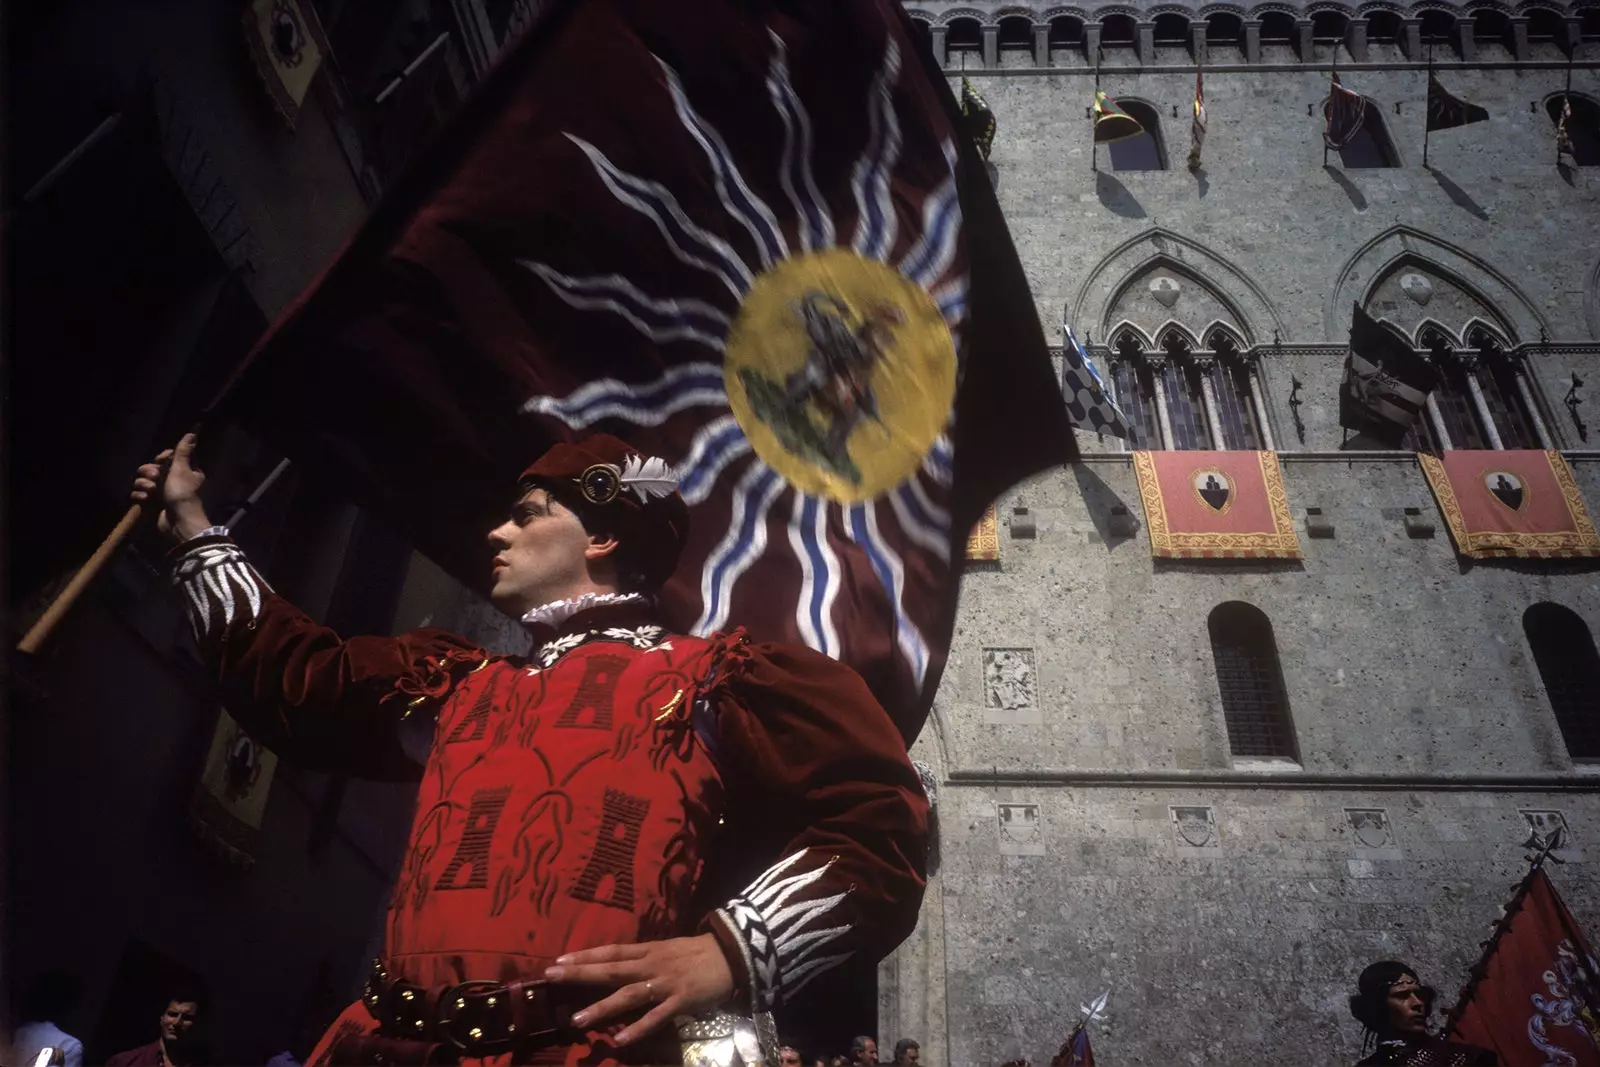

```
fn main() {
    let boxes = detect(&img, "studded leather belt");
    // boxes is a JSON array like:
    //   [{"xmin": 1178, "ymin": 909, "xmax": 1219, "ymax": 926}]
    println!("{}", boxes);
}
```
[{"xmin": 362, "ymin": 958, "xmax": 587, "ymax": 1058}]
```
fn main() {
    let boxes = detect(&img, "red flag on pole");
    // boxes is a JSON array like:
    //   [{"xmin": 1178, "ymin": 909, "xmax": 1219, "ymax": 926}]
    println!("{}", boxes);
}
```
[
  {"xmin": 210, "ymin": 0, "xmax": 1073, "ymax": 739},
  {"xmin": 1446, "ymin": 866, "xmax": 1600, "ymax": 1065}
]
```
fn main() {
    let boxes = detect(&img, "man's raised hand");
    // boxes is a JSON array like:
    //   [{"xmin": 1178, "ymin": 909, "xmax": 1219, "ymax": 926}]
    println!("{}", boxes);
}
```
[{"xmin": 130, "ymin": 433, "xmax": 213, "ymax": 542}]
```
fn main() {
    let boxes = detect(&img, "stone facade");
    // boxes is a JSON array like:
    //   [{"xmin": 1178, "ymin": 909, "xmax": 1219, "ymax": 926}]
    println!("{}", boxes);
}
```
[{"xmin": 879, "ymin": 6, "xmax": 1600, "ymax": 1065}]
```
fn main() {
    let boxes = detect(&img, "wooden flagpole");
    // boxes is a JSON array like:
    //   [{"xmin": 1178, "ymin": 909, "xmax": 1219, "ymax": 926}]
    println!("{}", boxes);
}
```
[{"xmin": 15, "ymin": 454, "xmax": 293, "ymax": 655}]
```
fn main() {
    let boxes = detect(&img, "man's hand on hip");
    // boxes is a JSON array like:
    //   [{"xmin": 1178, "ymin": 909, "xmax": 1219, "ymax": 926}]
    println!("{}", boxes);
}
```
[{"xmin": 544, "ymin": 933, "xmax": 734, "ymax": 1046}]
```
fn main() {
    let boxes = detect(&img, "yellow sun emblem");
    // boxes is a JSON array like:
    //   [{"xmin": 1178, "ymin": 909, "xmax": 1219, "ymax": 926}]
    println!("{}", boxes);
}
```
[{"xmin": 723, "ymin": 249, "xmax": 957, "ymax": 503}]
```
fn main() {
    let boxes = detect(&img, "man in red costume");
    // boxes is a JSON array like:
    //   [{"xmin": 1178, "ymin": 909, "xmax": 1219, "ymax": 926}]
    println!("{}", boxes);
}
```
[{"xmin": 131, "ymin": 432, "xmax": 928, "ymax": 1066}]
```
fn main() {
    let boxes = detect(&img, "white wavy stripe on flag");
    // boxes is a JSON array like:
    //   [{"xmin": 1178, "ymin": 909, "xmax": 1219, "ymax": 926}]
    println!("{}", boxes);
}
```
[
  {"xmin": 518, "ymin": 261, "xmax": 730, "ymax": 353},
  {"xmin": 520, "ymin": 361, "xmax": 728, "ymax": 427},
  {"xmin": 655, "ymin": 56, "xmax": 788, "ymax": 270},
  {"xmin": 897, "ymin": 142, "xmax": 961, "ymax": 289},
  {"xmin": 846, "ymin": 501, "xmax": 931, "ymax": 686},
  {"xmin": 922, "ymin": 433, "xmax": 953, "ymax": 487},
  {"xmin": 766, "ymin": 31, "xmax": 834, "ymax": 254},
  {"xmin": 849, "ymin": 37, "xmax": 903, "ymax": 261},
  {"xmin": 677, "ymin": 414, "xmax": 752, "ymax": 505},
  {"xmin": 786, "ymin": 492, "xmax": 842, "ymax": 657},
  {"xmin": 694, "ymin": 461, "xmax": 787, "ymax": 636},
  {"xmin": 887, "ymin": 475, "xmax": 951, "ymax": 563},
  {"xmin": 565, "ymin": 133, "xmax": 753, "ymax": 300},
  {"xmin": 931, "ymin": 277, "xmax": 967, "ymax": 327}
]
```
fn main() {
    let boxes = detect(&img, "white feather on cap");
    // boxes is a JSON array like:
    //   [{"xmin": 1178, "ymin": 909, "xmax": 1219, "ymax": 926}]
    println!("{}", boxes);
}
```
[{"xmin": 619, "ymin": 454, "xmax": 679, "ymax": 502}]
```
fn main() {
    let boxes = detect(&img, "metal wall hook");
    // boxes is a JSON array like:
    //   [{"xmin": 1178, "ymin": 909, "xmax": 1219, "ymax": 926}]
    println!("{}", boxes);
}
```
[
  {"xmin": 1566, "ymin": 372, "xmax": 1588, "ymax": 441},
  {"xmin": 1288, "ymin": 376, "xmax": 1307, "ymax": 444}
]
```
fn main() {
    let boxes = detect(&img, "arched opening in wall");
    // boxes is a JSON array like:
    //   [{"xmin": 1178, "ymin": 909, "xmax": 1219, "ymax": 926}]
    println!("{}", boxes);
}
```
[
  {"xmin": 1471, "ymin": 10, "xmax": 1513, "ymax": 53},
  {"xmin": 908, "ymin": 15, "xmax": 935, "ymax": 56},
  {"xmin": 1419, "ymin": 326, "xmax": 1492, "ymax": 449},
  {"xmin": 1108, "ymin": 99, "xmax": 1166, "ymax": 170},
  {"xmin": 1049, "ymin": 14, "xmax": 1086, "ymax": 48},
  {"xmin": 1159, "ymin": 331, "xmax": 1213, "ymax": 449},
  {"xmin": 1338, "ymin": 102, "xmax": 1401, "ymax": 167},
  {"xmin": 1207, "ymin": 12, "xmax": 1244, "ymax": 57},
  {"xmin": 1259, "ymin": 11, "xmax": 1297, "ymax": 42},
  {"xmin": 1419, "ymin": 8, "xmax": 1458, "ymax": 49},
  {"xmin": 1209, "ymin": 331, "xmax": 1263, "ymax": 449},
  {"xmin": 1366, "ymin": 10, "xmax": 1402, "ymax": 43},
  {"xmin": 1101, "ymin": 13, "xmax": 1138, "ymax": 49},
  {"xmin": 947, "ymin": 16, "xmax": 983, "ymax": 60},
  {"xmin": 998, "ymin": 15, "xmax": 1034, "ymax": 52},
  {"xmin": 1110, "ymin": 332, "xmax": 1163, "ymax": 449},
  {"xmin": 1525, "ymin": 8, "xmax": 1564, "ymax": 44},
  {"xmin": 1523, "ymin": 603, "xmax": 1600, "ymax": 761},
  {"xmin": 1209, "ymin": 603, "xmax": 1299, "ymax": 762},
  {"xmin": 1464, "ymin": 325, "xmax": 1541, "ymax": 448},
  {"xmin": 1311, "ymin": 11, "xmax": 1350, "ymax": 52},
  {"xmin": 1154, "ymin": 13, "xmax": 1192, "ymax": 47},
  {"xmin": 1583, "ymin": 9, "xmax": 1600, "ymax": 43},
  {"xmin": 1549, "ymin": 94, "xmax": 1600, "ymax": 166}
]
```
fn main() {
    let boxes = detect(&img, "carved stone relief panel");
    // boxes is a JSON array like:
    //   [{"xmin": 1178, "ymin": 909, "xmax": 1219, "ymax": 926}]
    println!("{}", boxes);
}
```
[{"xmin": 982, "ymin": 647, "xmax": 1041, "ymax": 725}]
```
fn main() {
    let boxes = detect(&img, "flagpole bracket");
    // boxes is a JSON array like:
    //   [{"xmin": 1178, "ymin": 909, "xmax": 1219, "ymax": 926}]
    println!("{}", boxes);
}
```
[
  {"xmin": 1564, "ymin": 373, "xmax": 1588, "ymax": 441},
  {"xmin": 1288, "ymin": 376, "xmax": 1308, "ymax": 444}
]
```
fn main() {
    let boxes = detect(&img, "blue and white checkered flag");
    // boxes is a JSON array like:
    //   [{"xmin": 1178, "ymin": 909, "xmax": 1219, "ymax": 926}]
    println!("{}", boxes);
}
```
[{"xmin": 1062, "ymin": 323, "xmax": 1129, "ymax": 438}]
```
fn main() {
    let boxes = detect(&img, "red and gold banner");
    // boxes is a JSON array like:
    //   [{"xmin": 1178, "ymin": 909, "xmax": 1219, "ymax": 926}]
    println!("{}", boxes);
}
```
[
  {"xmin": 1132, "ymin": 450, "xmax": 1301, "ymax": 559},
  {"xmin": 966, "ymin": 503, "xmax": 999, "ymax": 561},
  {"xmin": 1418, "ymin": 450, "xmax": 1600, "ymax": 559}
]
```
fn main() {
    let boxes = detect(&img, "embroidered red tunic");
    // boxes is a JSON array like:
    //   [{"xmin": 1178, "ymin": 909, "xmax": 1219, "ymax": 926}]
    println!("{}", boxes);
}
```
[{"xmin": 170, "ymin": 534, "xmax": 928, "ymax": 1061}]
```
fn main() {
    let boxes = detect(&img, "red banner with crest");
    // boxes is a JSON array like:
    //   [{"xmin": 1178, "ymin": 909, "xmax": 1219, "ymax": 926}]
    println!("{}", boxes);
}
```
[
  {"xmin": 1132, "ymin": 450, "xmax": 1301, "ymax": 559},
  {"xmin": 1447, "ymin": 866, "xmax": 1600, "ymax": 1065},
  {"xmin": 1419, "ymin": 450, "xmax": 1600, "ymax": 559}
]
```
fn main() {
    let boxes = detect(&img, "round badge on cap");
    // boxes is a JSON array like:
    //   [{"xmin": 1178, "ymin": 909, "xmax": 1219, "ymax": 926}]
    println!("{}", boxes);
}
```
[{"xmin": 579, "ymin": 463, "xmax": 622, "ymax": 504}]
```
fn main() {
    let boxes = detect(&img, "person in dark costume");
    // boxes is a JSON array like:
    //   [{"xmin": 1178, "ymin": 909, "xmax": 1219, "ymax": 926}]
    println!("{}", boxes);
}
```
[
  {"xmin": 131, "ymin": 432, "xmax": 927, "ymax": 1067},
  {"xmin": 1350, "ymin": 961, "xmax": 1497, "ymax": 1066}
]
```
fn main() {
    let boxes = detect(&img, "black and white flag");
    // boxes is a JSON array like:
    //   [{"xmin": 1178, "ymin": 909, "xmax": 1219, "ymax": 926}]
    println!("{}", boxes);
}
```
[
  {"xmin": 1062, "ymin": 322, "xmax": 1129, "ymax": 438},
  {"xmin": 1341, "ymin": 303, "xmax": 1439, "ymax": 447}
]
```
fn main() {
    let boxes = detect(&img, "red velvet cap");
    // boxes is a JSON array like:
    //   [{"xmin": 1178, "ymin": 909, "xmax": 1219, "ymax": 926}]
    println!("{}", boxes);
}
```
[{"xmin": 519, "ymin": 434, "xmax": 689, "ymax": 591}]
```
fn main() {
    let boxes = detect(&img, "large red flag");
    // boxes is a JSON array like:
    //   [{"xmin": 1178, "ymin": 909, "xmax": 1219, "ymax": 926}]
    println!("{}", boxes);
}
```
[
  {"xmin": 1447, "ymin": 867, "xmax": 1600, "ymax": 1065},
  {"xmin": 211, "ymin": 0, "xmax": 1073, "ymax": 738}
]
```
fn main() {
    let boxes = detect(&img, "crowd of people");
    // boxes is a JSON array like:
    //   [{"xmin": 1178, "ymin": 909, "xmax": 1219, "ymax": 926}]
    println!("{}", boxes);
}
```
[
  {"xmin": 10, "ymin": 972, "xmax": 208, "ymax": 1067},
  {"xmin": 775, "ymin": 1035, "xmax": 920, "ymax": 1067},
  {"xmin": 9, "ymin": 960, "xmax": 1502, "ymax": 1066}
]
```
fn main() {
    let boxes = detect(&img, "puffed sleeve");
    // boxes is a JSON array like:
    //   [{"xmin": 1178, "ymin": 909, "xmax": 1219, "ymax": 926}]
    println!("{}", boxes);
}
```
[
  {"xmin": 698, "ymin": 639, "xmax": 929, "ymax": 1013},
  {"xmin": 169, "ymin": 532, "xmax": 487, "ymax": 781}
]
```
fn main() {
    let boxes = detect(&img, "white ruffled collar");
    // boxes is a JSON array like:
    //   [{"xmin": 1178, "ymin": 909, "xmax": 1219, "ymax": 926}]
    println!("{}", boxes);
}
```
[{"xmin": 520, "ymin": 592, "xmax": 647, "ymax": 630}]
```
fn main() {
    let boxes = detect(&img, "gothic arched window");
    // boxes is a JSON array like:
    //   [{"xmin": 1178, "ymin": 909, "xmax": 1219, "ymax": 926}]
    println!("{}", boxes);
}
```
[
  {"xmin": 1549, "ymin": 94, "xmax": 1600, "ymax": 167},
  {"xmin": 1339, "ymin": 104, "xmax": 1401, "ymax": 168},
  {"xmin": 1209, "ymin": 333, "xmax": 1262, "ymax": 450},
  {"xmin": 1419, "ymin": 328, "xmax": 1491, "ymax": 449},
  {"xmin": 1209, "ymin": 603, "xmax": 1298, "ymax": 760},
  {"xmin": 1524, "ymin": 603, "xmax": 1600, "ymax": 760},
  {"xmin": 1159, "ymin": 334, "xmax": 1211, "ymax": 449},
  {"xmin": 1109, "ymin": 100, "xmax": 1167, "ymax": 172},
  {"xmin": 1466, "ymin": 327, "xmax": 1541, "ymax": 449},
  {"xmin": 1110, "ymin": 333, "xmax": 1162, "ymax": 449}
]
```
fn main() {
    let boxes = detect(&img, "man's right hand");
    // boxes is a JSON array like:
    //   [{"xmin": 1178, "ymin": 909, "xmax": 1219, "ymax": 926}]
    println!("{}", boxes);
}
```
[{"xmin": 131, "ymin": 433, "xmax": 214, "ymax": 542}]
